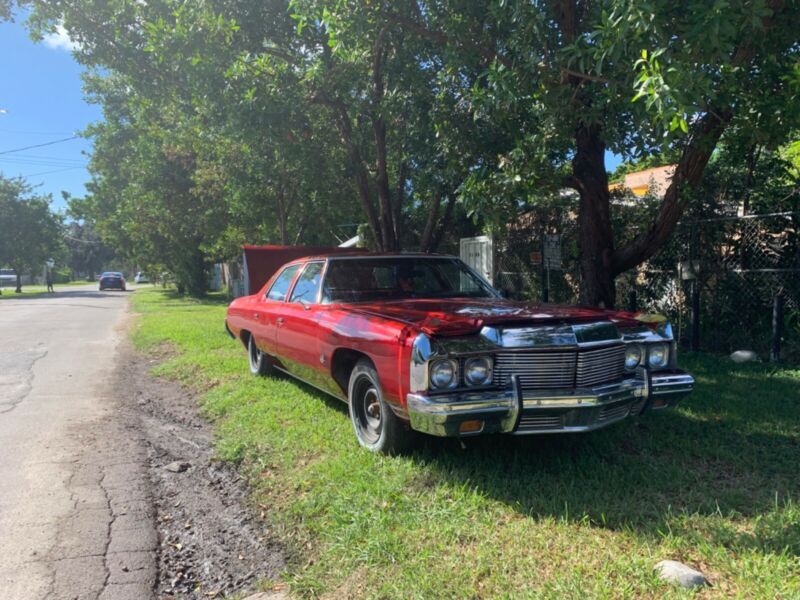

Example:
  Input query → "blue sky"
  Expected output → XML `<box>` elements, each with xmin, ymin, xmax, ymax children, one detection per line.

<box><xmin>0</xmin><ymin>15</ymin><xmax>100</xmax><ymax>212</ymax></box>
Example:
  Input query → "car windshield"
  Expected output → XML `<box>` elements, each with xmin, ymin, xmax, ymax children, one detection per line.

<box><xmin>102</xmin><ymin>272</ymin><xmax>122</xmax><ymax>277</ymax></box>
<box><xmin>321</xmin><ymin>257</ymin><xmax>497</xmax><ymax>303</ymax></box>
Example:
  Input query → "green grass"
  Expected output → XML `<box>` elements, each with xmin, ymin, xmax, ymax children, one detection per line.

<box><xmin>0</xmin><ymin>281</ymin><xmax>100</xmax><ymax>299</ymax></box>
<box><xmin>131</xmin><ymin>288</ymin><xmax>800</xmax><ymax>599</ymax></box>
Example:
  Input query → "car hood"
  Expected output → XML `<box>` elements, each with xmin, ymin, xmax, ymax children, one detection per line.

<box><xmin>342</xmin><ymin>298</ymin><xmax>642</xmax><ymax>336</ymax></box>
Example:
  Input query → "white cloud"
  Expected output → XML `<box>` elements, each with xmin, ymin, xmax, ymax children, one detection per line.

<box><xmin>43</xmin><ymin>25</ymin><xmax>79</xmax><ymax>52</ymax></box>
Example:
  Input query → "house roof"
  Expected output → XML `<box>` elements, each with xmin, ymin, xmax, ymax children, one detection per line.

<box><xmin>609</xmin><ymin>164</ymin><xmax>675</xmax><ymax>198</ymax></box>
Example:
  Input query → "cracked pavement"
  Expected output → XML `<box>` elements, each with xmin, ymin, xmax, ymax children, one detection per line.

<box><xmin>0</xmin><ymin>285</ymin><xmax>156</xmax><ymax>599</ymax></box>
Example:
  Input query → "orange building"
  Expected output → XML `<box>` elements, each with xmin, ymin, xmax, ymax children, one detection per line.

<box><xmin>609</xmin><ymin>164</ymin><xmax>675</xmax><ymax>198</ymax></box>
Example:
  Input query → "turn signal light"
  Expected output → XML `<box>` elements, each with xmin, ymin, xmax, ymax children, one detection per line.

<box><xmin>459</xmin><ymin>420</ymin><xmax>484</xmax><ymax>434</ymax></box>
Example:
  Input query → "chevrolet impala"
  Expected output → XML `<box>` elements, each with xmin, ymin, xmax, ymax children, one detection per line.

<box><xmin>225</xmin><ymin>253</ymin><xmax>694</xmax><ymax>453</ymax></box>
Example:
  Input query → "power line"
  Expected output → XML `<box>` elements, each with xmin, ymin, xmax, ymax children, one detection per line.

<box><xmin>0</xmin><ymin>157</ymin><xmax>87</xmax><ymax>167</ymax></box>
<box><xmin>0</xmin><ymin>136</ymin><xmax>80</xmax><ymax>155</ymax></box>
<box><xmin>64</xmin><ymin>234</ymin><xmax>102</xmax><ymax>245</ymax></box>
<box><xmin>0</xmin><ymin>128</ymin><xmax>76</xmax><ymax>136</ymax></box>
<box><xmin>18</xmin><ymin>166</ymin><xmax>84</xmax><ymax>177</ymax></box>
<box><xmin>6</xmin><ymin>153</ymin><xmax>86</xmax><ymax>162</ymax></box>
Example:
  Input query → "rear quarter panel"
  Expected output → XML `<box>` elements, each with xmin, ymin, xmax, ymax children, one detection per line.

<box><xmin>225</xmin><ymin>294</ymin><xmax>259</xmax><ymax>341</ymax></box>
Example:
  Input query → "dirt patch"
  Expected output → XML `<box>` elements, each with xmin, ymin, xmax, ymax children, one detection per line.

<box><xmin>115</xmin><ymin>343</ymin><xmax>285</xmax><ymax>598</ymax></box>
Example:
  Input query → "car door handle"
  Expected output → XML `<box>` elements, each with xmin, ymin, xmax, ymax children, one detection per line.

<box><xmin>254</xmin><ymin>313</ymin><xmax>260</xmax><ymax>319</ymax></box>
<box><xmin>276</xmin><ymin>317</ymin><xmax>284</xmax><ymax>326</ymax></box>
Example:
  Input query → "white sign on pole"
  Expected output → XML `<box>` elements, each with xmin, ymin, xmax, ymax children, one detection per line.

<box><xmin>543</xmin><ymin>235</ymin><xmax>562</xmax><ymax>270</ymax></box>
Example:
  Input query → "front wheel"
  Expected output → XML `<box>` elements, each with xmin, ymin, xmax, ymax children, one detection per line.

<box><xmin>348</xmin><ymin>359</ymin><xmax>413</xmax><ymax>454</ymax></box>
<box><xmin>247</xmin><ymin>334</ymin><xmax>272</xmax><ymax>376</ymax></box>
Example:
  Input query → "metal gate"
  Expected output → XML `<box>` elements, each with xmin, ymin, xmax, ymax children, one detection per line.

<box><xmin>460</xmin><ymin>235</ymin><xmax>494</xmax><ymax>284</ymax></box>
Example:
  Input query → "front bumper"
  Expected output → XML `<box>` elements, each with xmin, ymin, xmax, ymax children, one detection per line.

<box><xmin>406</xmin><ymin>368</ymin><xmax>694</xmax><ymax>437</ymax></box>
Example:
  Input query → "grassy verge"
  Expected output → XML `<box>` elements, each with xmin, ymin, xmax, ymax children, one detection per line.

<box><xmin>0</xmin><ymin>281</ymin><xmax>100</xmax><ymax>299</ymax></box>
<box><xmin>131</xmin><ymin>288</ymin><xmax>800</xmax><ymax>599</ymax></box>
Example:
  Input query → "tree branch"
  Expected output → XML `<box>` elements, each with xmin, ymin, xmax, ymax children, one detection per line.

<box><xmin>610</xmin><ymin>0</ymin><xmax>785</xmax><ymax>276</ymax></box>
<box><xmin>310</xmin><ymin>91</ymin><xmax>384</xmax><ymax>249</ymax></box>
<box><xmin>371</xmin><ymin>26</ymin><xmax>398</xmax><ymax>250</ymax></box>
<box><xmin>383</xmin><ymin>11</ymin><xmax>512</xmax><ymax>69</ymax></box>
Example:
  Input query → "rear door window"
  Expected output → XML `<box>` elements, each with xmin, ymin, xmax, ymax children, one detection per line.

<box><xmin>266</xmin><ymin>264</ymin><xmax>301</xmax><ymax>301</ymax></box>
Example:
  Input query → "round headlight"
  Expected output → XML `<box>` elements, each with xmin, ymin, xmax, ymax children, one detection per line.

<box><xmin>464</xmin><ymin>357</ymin><xmax>493</xmax><ymax>386</ymax></box>
<box><xmin>430</xmin><ymin>359</ymin><xmax>458</xmax><ymax>389</ymax></box>
<box><xmin>625</xmin><ymin>344</ymin><xmax>643</xmax><ymax>370</ymax></box>
<box><xmin>647</xmin><ymin>343</ymin><xmax>669</xmax><ymax>368</ymax></box>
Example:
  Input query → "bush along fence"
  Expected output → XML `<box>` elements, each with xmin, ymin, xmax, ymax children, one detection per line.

<box><xmin>493</xmin><ymin>210</ymin><xmax>800</xmax><ymax>363</ymax></box>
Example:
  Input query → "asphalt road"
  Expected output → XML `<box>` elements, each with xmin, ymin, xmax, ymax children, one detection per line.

<box><xmin>0</xmin><ymin>284</ymin><xmax>157</xmax><ymax>599</ymax></box>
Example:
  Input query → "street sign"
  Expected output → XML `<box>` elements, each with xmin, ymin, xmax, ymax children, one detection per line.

<box><xmin>530</xmin><ymin>251</ymin><xmax>542</xmax><ymax>265</ymax></box>
<box><xmin>543</xmin><ymin>235</ymin><xmax>562</xmax><ymax>270</ymax></box>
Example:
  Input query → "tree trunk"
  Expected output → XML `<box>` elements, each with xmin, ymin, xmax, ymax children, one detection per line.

<box><xmin>313</xmin><ymin>94</ymin><xmax>385</xmax><ymax>249</ymax></box>
<box><xmin>419</xmin><ymin>195</ymin><xmax>441</xmax><ymax>252</ymax></box>
<box><xmin>15</xmin><ymin>272</ymin><xmax>22</xmax><ymax>293</ymax></box>
<box><xmin>276</xmin><ymin>183</ymin><xmax>288</xmax><ymax>245</ymax></box>
<box><xmin>371</xmin><ymin>27</ymin><xmax>399</xmax><ymax>251</ymax></box>
<box><xmin>611</xmin><ymin>110</ymin><xmax>731</xmax><ymax>276</ymax></box>
<box><xmin>570</xmin><ymin>123</ymin><xmax>616</xmax><ymax>308</ymax></box>
<box><xmin>428</xmin><ymin>194</ymin><xmax>457</xmax><ymax>253</ymax></box>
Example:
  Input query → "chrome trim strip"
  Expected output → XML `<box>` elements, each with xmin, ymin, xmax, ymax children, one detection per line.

<box><xmin>410</xmin><ymin>333</ymin><xmax>433</xmax><ymax>392</ymax></box>
<box><xmin>479</xmin><ymin>320</ymin><xmax>623</xmax><ymax>349</ymax></box>
<box><xmin>272</xmin><ymin>364</ymin><xmax>347</xmax><ymax>402</ymax></box>
<box><xmin>650</xmin><ymin>372</ymin><xmax>694</xmax><ymax>395</ymax></box>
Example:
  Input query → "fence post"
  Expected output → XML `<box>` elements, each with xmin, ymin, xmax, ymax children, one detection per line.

<box><xmin>540</xmin><ymin>232</ymin><xmax>549</xmax><ymax>303</ymax></box>
<box><xmin>627</xmin><ymin>289</ymin><xmax>637</xmax><ymax>312</ymax></box>
<box><xmin>690</xmin><ymin>280</ymin><xmax>701</xmax><ymax>352</ymax></box>
<box><xmin>771</xmin><ymin>292</ymin><xmax>785</xmax><ymax>363</ymax></box>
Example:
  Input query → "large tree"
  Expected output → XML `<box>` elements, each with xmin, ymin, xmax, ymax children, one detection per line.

<box><xmin>26</xmin><ymin>0</ymin><xmax>800</xmax><ymax>305</ymax></box>
<box><xmin>0</xmin><ymin>176</ymin><xmax>63</xmax><ymax>293</ymax></box>
<box><xmin>380</xmin><ymin>0</ymin><xmax>800</xmax><ymax>305</ymax></box>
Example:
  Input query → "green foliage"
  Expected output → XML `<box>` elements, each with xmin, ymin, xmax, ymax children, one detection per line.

<box><xmin>23</xmin><ymin>0</ymin><xmax>800</xmax><ymax>303</ymax></box>
<box><xmin>0</xmin><ymin>175</ymin><xmax>63</xmax><ymax>292</ymax></box>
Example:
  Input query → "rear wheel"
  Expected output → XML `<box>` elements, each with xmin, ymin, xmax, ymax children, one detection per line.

<box><xmin>348</xmin><ymin>359</ymin><xmax>413</xmax><ymax>454</ymax></box>
<box><xmin>247</xmin><ymin>334</ymin><xmax>272</xmax><ymax>376</ymax></box>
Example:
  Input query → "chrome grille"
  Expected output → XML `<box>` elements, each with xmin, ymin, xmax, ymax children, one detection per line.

<box><xmin>598</xmin><ymin>402</ymin><xmax>631</xmax><ymax>423</ymax></box>
<box><xmin>494</xmin><ymin>352</ymin><xmax>576</xmax><ymax>390</ymax></box>
<box><xmin>576</xmin><ymin>345</ymin><xmax>626</xmax><ymax>388</ymax></box>
<box><xmin>493</xmin><ymin>344</ymin><xmax>625</xmax><ymax>391</ymax></box>
<box><xmin>518</xmin><ymin>413</ymin><xmax>565</xmax><ymax>430</ymax></box>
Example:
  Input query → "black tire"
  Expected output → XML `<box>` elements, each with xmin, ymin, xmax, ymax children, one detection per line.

<box><xmin>348</xmin><ymin>359</ymin><xmax>413</xmax><ymax>454</ymax></box>
<box><xmin>247</xmin><ymin>334</ymin><xmax>272</xmax><ymax>376</ymax></box>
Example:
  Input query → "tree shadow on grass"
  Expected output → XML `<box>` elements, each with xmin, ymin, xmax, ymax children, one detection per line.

<box><xmin>280</xmin><ymin>354</ymin><xmax>800</xmax><ymax>554</ymax></box>
<box><xmin>402</xmin><ymin>357</ymin><xmax>800</xmax><ymax>552</ymax></box>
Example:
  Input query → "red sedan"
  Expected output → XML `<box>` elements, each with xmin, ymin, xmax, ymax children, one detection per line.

<box><xmin>225</xmin><ymin>253</ymin><xmax>693</xmax><ymax>453</ymax></box>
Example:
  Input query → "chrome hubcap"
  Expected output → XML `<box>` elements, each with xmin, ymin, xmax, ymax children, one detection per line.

<box><xmin>354</xmin><ymin>380</ymin><xmax>382</xmax><ymax>444</ymax></box>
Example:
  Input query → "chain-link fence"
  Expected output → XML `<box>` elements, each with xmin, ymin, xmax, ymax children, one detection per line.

<box><xmin>491</xmin><ymin>211</ymin><xmax>800</xmax><ymax>362</ymax></box>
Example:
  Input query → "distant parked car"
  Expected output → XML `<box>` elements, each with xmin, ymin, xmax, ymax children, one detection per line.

<box><xmin>134</xmin><ymin>272</ymin><xmax>149</xmax><ymax>284</ymax></box>
<box><xmin>0</xmin><ymin>268</ymin><xmax>16</xmax><ymax>288</ymax></box>
<box><xmin>99</xmin><ymin>272</ymin><xmax>126</xmax><ymax>291</ymax></box>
